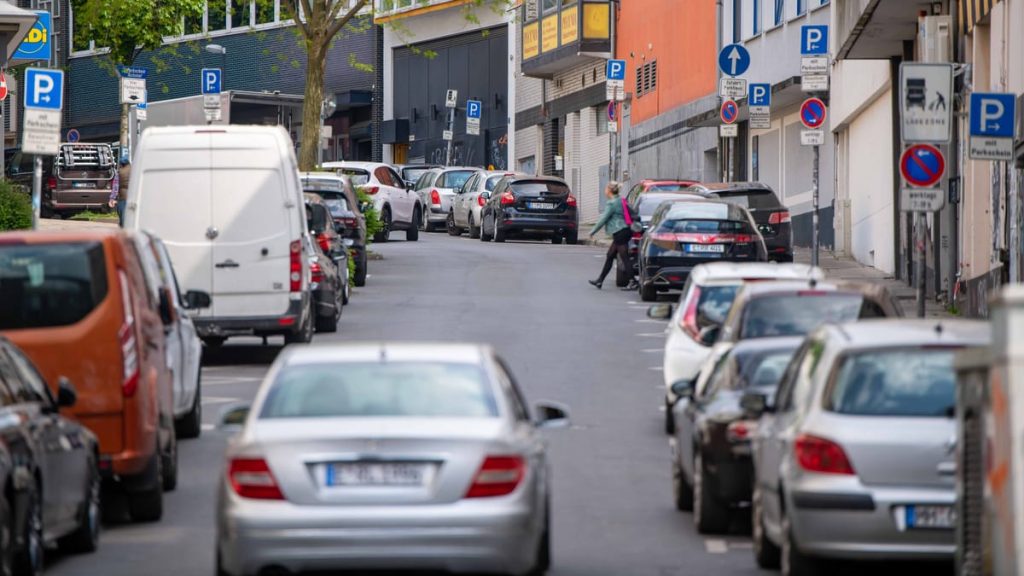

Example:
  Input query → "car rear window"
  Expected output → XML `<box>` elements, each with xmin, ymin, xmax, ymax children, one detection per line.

<box><xmin>657</xmin><ymin>219</ymin><xmax>751</xmax><ymax>233</ymax></box>
<box><xmin>647</xmin><ymin>184</ymin><xmax>693</xmax><ymax>192</ymax></box>
<box><xmin>826</xmin><ymin>348</ymin><xmax>958</xmax><ymax>417</ymax></box>
<box><xmin>0</xmin><ymin>242</ymin><xmax>108</xmax><ymax>330</ymax></box>
<box><xmin>511</xmin><ymin>181</ymin><xmax>569</xmax><ymax>195</ymax></box>
<box><xmin>713</xmin><ymin>190</ymin><xmax>780</xmax><ymax>210</ymax></box>
<box><xmin>740</xmin><ymin>293</ymin><xmax>881</xmax><ymax>339</ymax></box>
<box><xmin>638</xmin><ymin>195</ymin><xmax>688</xmax><ymax>217</ymax></box>
<box><xmin>439</xmin><ymin>170</ymin><xmax>476</xmax><ymax>189</ymax></box>
<box><xmin>740</xmin><ymin>349</ymin><xmax>799</xmax><ymax>389</ymax></box>
<box><xmin>485</xmin><ymin>175</ymin><xmax>505</xmax><ymax>191</ymax></box>
<box><xmin>338</xmin><ymin>169</ymin><xmax>370</xmax><ymax>186</ymax></box>
<box><xmin>260</xmin><ymin>362</ymin><xmax>499</xmax><ymax>419</ymax></box>
<box><xmin>318</xmin><ymin>195</ymin><xmax>349</xmax><ymax>217</ymax></box>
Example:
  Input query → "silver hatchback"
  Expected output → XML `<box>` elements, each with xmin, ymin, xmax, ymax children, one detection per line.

<box><xmin>215</xmin><ymin>342</ymin><xmax>569</xmax><ymax>576</ymax></box>
<box><xmin>744</xmin><ymin>319</ymin><xmax>989</xmax><ymax>575</ymax></box>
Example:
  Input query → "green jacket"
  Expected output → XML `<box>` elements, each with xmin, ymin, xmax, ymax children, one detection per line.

<box><xmin>589</xmin><ymin>195</ymin><xmax>629</xmax><ymax>237</ymax></box>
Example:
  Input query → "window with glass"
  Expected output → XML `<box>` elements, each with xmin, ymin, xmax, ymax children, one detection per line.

<box><xmin>826</xmin><ymin>348</ymin><xmax>960</xmax><ymax>417</ymax></box>
<box><xmin>740</xmin><ymin>293</ymin><xmax>880</xmax><ymax>340</ymax></box>
<box><xmin>796</xmin><ymin>0</ymin><xmax>806</xmax><ymax>15</ymax></box>
<box><xmin>543</xmin><ymin>0</ymin><xmax>557</xmax><ymax>13</ymax></box>
<box><xmin>230</xmin><ymin>0</ymin><xmax>251</xmax><ymax>28</ymax></box>
<box><xmin>256</xmin><ymin>0</ymin><xmax>276</xmax><ymax>24</ymax></box>
<box><xmin>207</xmin><ymin>0</ymin><xmax>227</xmax><ymax>31</ymax></box>
<box><xmin>753</xmin><ymin>0</ymin><xmax>761</xmax><ymax>34</ymax></box>
<box><xmin>774</xmin><ymin>0</ymin><xmax>784</xmax><ymax>26</ymax></box>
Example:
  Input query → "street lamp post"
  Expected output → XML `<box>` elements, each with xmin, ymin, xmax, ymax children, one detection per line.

<box><xmin>319</xmin><ymin>97</ymin><xmax>336</xmax><ymax>167</ymax></box>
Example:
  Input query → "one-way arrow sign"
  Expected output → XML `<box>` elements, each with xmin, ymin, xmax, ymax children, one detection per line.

<box><xmin>718</xmin><ymin>44</ymin><xmax>750</xmax><ymax>77</ymax></box>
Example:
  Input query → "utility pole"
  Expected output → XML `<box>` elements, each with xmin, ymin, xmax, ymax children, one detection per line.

<box><xmin>811</xmin><ymin>144</ymin><xmax>820</xmax><ymax>266</ymax></box>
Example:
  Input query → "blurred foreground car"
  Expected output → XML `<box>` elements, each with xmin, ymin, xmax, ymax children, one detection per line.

<box><xmin>216</xmin><ymin>343</ymin><xmax>570</xmax><ymax>576</ymax></box>
<box><xmin>745</xmin><ymin>320</ymin><xmax>988</xmax><ymax>575</ymax></box>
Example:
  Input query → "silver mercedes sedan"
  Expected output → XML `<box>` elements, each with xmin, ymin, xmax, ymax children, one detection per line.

<box><xmin>215</xmin><ymin>342</ymin><xmax>569</xmax><ymax>576</ymax></box>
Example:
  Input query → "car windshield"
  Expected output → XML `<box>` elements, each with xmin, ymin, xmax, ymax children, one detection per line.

<box><xmin>0</xmin><ymin>242</ymin><xmax>109</xmax><ymax>330</ymax></box>
<box><xmin>738</xmin><ymin>349</ymin><xmax>798</xmax><ymax>390</ymax></box>
<box><xmin>713</xmin><ymin>189</ymin><xmax>779</xmax><ymax>210</ymax></box>
<box><xmin>827</xmin><ymin>348</ymin><xmax>958</xmax><ymax>417</ymax></box>
<box><xmin>740</xmin><ymin>293</ymin><xmax>880</xmax><ymax>339</ymax></box>
<box><xmin>485</xmin><ymin>175</ymin><xmax>505</xmax><ymax>191</ymax></box>
<box><xmin>260</xmin><ymin>362</ymin><xmax>499</xmax><ymax>419</ymax></box>
<box><xmin>402</xmin><ymin>167</ymin><xmax>432</xmax><ymax>182</ymax></box>
<box><xmin>338</xmin><ymin>169</ymin><xmax>370</xmax><ymax>186</ymax></box>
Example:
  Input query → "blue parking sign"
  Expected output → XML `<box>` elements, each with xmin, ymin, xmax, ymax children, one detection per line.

<box><xmin>606</xmin><ymin>59</ymin><xmax>626</xmax><ymax>81</ymax></box>
<box><xmin>970</xmin><ymin>93</ymin><xmax>1016</xmax><ymax>138</ymax></box>
<box><xmin>466</xmin><ymin>100</ymin><xmax>482</xmax><ymax>119</ymax></box>
<box><xmin>800</xmin><ymin>25</ymin><xmax>828</xmax><ymax>55</ymax></box>
<box><xmin>201</xmin><ymin>68</ymin><xmax>222</xmax><ymax>95</ymax></box>
<box><xmin>24</xmin><ymin>68</ymin><xmax>63</xmax><ymax>110</ymax></box>
<box><xmin>749</xmin><ymin>83</ymin><xmax>771</xmax><ymax>107</ymax></box>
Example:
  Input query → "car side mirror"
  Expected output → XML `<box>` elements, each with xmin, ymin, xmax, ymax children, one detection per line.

<box><xmin>183</xmin><ymin>290</ymin><xmax>212</xmax><ymax>310</ymax></box>
<box><xmin>218</xmin><ymin>403</ymin><xmax>251</xmax><ymax>432</ymax></box>
<box><xmin>56</xmin><ymin>377</ymin><xmax>77</xmax><ymax>408</ymax></box>
<box><xmin>481</xmin><ymin>191</ymin><xmax>491</xmax><ymax>199</ymax></box>
<box><xmin>670</xmin><ymin>379</ymin><xmax>695</xmax><ymax>402</ymax></box>
<box><xmin>698</xmin><ymin>325</ymin><xmax>720</xmax><ymax>346</ymax></box>
<box><xmin>740</xmin><ymin>391</ymin><xmax>773</xmax><ymax>417</ymax></box>
<box><xmin>647</xmin><ymin>303</ymin><xmax>673</xmax><ymax>321</ymax></box>
<box><xmin>534</xmin><ymin>401</ymin><xmax>571</xmax><ymax>429</ymax></box>
<box><xmin>158</xmin><ymin>289</ymin><xmax>177</xmax><ymax>326</ymax></box>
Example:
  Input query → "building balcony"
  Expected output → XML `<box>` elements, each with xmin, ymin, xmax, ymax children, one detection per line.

<box><xmin>834</xmin><ymin>0</ymin><xmax>921</xmax><ymax>60</ymax></box>
<box><xmin>520</xmin><ymin>0</ymin><xmax>612</xmax><ymax>78</ymax></box>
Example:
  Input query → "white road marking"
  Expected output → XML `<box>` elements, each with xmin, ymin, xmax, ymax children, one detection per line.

<box><xmin>649</xmin><ymin>367</ymin><xmax>663</xmax><ymax>371</ymax></box>
<box><xmin>729</xmin><ymin>542</ymin><xmax>754</xmax><ymax>550</ymax></box>
<box><xmin>636</xmin><ymin>332</ymin><xmax>665</xmax><ymax>337</ymax></box>
<box><xmin>201</xmin><ymin>424</ymin><xmax>216</xmax><ymax>431</ymax></box>
<box><xmin>658</xmin><ymin>405</ymin><xmax>666</xmax><ymax>413</ymax></box>
<box><xmin>201</xmin><ymin>396</ymin><xmax>241</xmax><ymax>405</ymax></box>
<box><xmin>635</xmin><ymin>319</ymin><xmax>664</xmax><ymax>324</ymax></box>
<box><xmin>704</xmin><ymin>539</ymin><xmax>729</xmax><ymax>554</ymax></box>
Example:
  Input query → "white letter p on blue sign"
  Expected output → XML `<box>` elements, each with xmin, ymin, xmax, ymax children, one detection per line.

<box><xmin>202</xmin><ymin>68</ymin><xmax>221</xmax><ymax>95</ymax></box>
<box><xmin>606</xmin><ymin>59</ymin><xmax>626</xmax><ymax>81</ymax></box>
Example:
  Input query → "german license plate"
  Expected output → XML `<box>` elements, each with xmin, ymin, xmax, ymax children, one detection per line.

<box><xmin>528</xmin><ymin>202</ymin><xmax>555</xmax><ymax>210</ymax></box>
<box><xmin>685</xmin><ymin>244</ymin><xmax>725</xmax><ymax>253</ymax></box>
<box><xmin>906</xmin><ymin>505</ymin><xmax>955</xmax><ymax>529</ymax></box>
<box><xmin>326</xmin><ymin>462</ymin><xmax>427</xmax><ymax>487</ymax></box>
<box><xmin>72</xmin><ymin>182</ymin><xmax>96</xmax><ymax>189</ymax></box>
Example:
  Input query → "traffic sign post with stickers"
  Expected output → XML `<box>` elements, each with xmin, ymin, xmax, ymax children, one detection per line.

<box><xmin>717</xmin><ymin>44</ymin><xmax>750</xmax><ymax>181</ymax></box>
<box><xmin>796</xmin><ymin>25</ymin><xmax>831</xmax><ymax>267</ymax></box>
<box><xmin>899</xmin><ymin>143</ymin><xmax>947</xmax><ymax>317</ymax></box>
<box><xmin>23</xmin><ymin>67</ymin><xmax>63</xmax><ymax>229</ymax></box>
<box><xmin>466</xmin><ymin>99</ymin><xmax>482</xmax><ymax>136</ymax></box>
<box><xmin>606</xmin><ymin>59</ymin><xmax>626</xmax><ymax>179</ymax></box>
<box><xmin>201</xmin><ymin>68</ymin><xmax>222</xmax><ymax>123</ymax></box>
<box><xmin>444</xmin><ymin>89</ymin><xmax>457</xmax><ymax>166</ymax></box>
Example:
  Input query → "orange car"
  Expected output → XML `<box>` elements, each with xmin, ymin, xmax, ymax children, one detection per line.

<box><xmin>0</xmin><ymin>229</ymin><xmax>178</xmax><ymax>522</ymax></box>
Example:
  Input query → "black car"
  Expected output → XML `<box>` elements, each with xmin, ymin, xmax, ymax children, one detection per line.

<box><xmin>670</xmin><ymin>337</ymin><xmax>802</xmax><ymax>533</ymax></box>
<box><xmin>301</xmin><ymin>174</ymin><xmax>368</xmax><ymax>287</ymax></box>
<box><xmin>305</xmin><ymin>202</ymin><xmax>346</xmax><ymax>333</ymax></box>
<box><xmin>0</xmin><ymin>337</ymin><xmax>102</xmax><ymax>567</ymax></box>
<box><xmin>396</xmin><ymin>163</ymin><xmax>442</xmax><ymax>189</ymax></box>
<box><xmin>480</xmin><ymin>175</ymin><xmax>579</xmax><ymax>244</ymax></box>
<box><xmin>686</xmin><ymin>182</ymin><xmax>793</xmax><ymax>262</ymax></box>
<box><xmin>638</xmin><ymin>200</ymin><xmax>767</xmax><ymax>301</ymax></box>
<box><xmin>623</xmin><ymin>191</ymin><xmax>709</xmax><ymax>287</ymax></box>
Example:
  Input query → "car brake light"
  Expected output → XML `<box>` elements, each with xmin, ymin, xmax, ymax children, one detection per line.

<box><xmin>310</xmin><ymin>260</ymin><xmax>324</xmax><ymax>284</ymax></box>
<box><xmin>727</xmin><ymin>420</ymin><xmax>757</xmax><ymax>443</ymax></box>
<box><xmin>46</xmin><ymin>176</ymin><xmax>56</xmax><ymax>191</ymax></box>
<box><xmin>721</xmin><ymin>234</ymin><xmax>754</xmax><ymax>244</ymax></box>
<box><xmin>431</xmin><ymin>189</ymin><xmax>441</xmax><ymax>205</ymax></box>
<box><xmin>363</xmin><ymin>186</ymin><xmax>379</xmax><ymax>195</ymax></box>
<box><xmin>117</xmin><ymin>270</ymin><xmax>140</xmax><ymax>397</ymax></box>
<box><xmin>316</xmin><ymin>233</ymin><xmax>330</xmax><ymax>253</ymax></box>
<box><xmin>477</xmin><ymin>195</ymin><xmax>487</xmax><ymax>207</ymax></box>
<box><xmin>465</xmin><ymin>455</ymin><xmax>526</xmax><ymax>498</ymax></box>
<box><xmin>289</xmin><ymin>240</ymin><xmax>302</xmax><ymax>292</ymax></box>
<box><xmin>567</xmin><ymin>194</ymin><xmax>577</xmax><ymax>207</ymax></box>
<box><xmin>649</xmin><ymin>232</ymin><xmax>678</xmax><ymax>242</ymax></box>
<box><xmin>500</xmin><ymin>192</ymin><xmax>515</xmax><ymax>206</ymax></box>
<box><xmin>228</xmin><ymin>458</ymin><xmax>285</xmax><ymax>500</ymax></box>
<box><xmin>768</xmin><ymin>210</ymin><xmax>791</xmax><ymax>224</ymax></box>
<box><xmin>679</xmin><ymin>286</ymin><xmax>701</xmax><ymax>340</ymax></box>
<box><xmin>794</xmin><ymin>434</ymin><xmax>855</xmax><ymax>475</ymax></box>
<box><xmin>632</xmin><ymin>231</ymin><xmax>644</xmax><ymax>240</ymax></box>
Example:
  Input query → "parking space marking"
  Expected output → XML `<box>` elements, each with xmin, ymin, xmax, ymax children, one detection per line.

<box><xmin>202</xmin><ymin>396</ymin><xmax>242</xmax><ymax>405</ymax></box>
<box><xmin>704</xmin><ymin>539</ymin><xmax>729</xmax><ymax>554</ymax></box>
<box><xmin>649</xmin><ymin>366</ymin><xmax>662</xmax><ymax>371</ymax></box>
<box><xmin>635</xmin><ymin>332</ymin><xmax>664</xmax><ymax>337</ymax></box>
<box><xmin>641</xmin><ymin>348</ymin><xmax>662</xmax><ymax>353</ymax></box>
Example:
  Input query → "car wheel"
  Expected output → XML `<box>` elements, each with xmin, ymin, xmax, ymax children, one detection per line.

<box><xmin>129</xmin><ymin>453</ymin><xmax>164</xmax><ymax>523</ymax></box>
<box><xmin>781</xmin><ymin>506</ymin><xmax>817</xmax><ymax>576</ymax></box>
<box><xmin>406</xmin><ymin>207</ymin><xmax>420</xmax><ymax>241</ymax></box>
<box><xmin>640</xmin><ymin>282</ymin><xmax>657</xmax><ymax>302</ymax></box>
<box><xmin>13</xmin><ymin>483</ymin><xmax>43</xmax><ymax>576</ymax></box>
<box><xmin>341</xmin><ymin>275</ymin><xmax>350</xmax><ymax>305</ymax></box>
<box><xmin>175</xmin><ymin>369</ymin><xmax>202</xmax><ymax>440</ymax></box>
<box><xmin>694</xmin><ymin>449</ymin><xmax>729</xmax><ymax>534</ymax></box>
<box><xmin>315</xmin><ymin>307</ymin><xmax>338</xmax><ymax>333</ymax></box>
<box><xmin>753</xmin><ymin>480</ymin><xmax>781</xmax><ymax>569</ymax></box>
<box><xmin>374</xmin><ymin>207</ymin><xmax>392</xmax><ymax>242</ymax></box>
<box><xmin>419</xmin><ymin>206</ymin><xmax>429</xmax><ymax>231</ymax></box>
<box><xmin>284</xmin><ymin>308</ymin><xmax>314</xmax><ymax>344</ymax></box>
<box><xmin>664</xmin><ymin>399</ymin><xmax>675</xmax><ymax>435</ymax></box>
<box><xmin>480</xmin><ymin>215</ymin><xmax>493</xmax><ymax>242</ymax></box>
<box><xmin>615</xmin><ymin>259</ymin><xmax>630</xmax><ymax>288</ymax></box>
<box><xmin>526</xmin><ymin>507</ymin><xmax>551</xmax><ymax>576</ymax></box>
<box><xmin>58</xmin><ymin>456</ymin><xmax>101</xmax><ymax>554</ymax></box>
<box><xmin>447</xmin><ymin>212</ymin><xmax>462</xmax><ymax>236</ymax></box>
<box><xmin>162</xmin><ymin>428</ymin><xmax>178</xmax><ymax>492</ymax></box>
<box><xmin>672</xmin><ymin>452</ymin><xmax>694</xmax><ymax>512</ymax></box>
<box><xmin>551</xmin><ymin>233</ymin><xmax>563</xmax><ymax>244</ymax></box>
<box><xmin>354</xmin><ymin>252</ymin><xmax>367</xmax><ymax>287</ymax></box>
<box><xmin>494</xmin><ymin>220</ymin><xmax>507</xmax><ymax>243</ymax></box>
<box><xmin>565</xmin><ymin>231</ymin><xmax>578</xmax><ymax>245</ymax></box>
<box><xmin>469</xmin><ymin>215</ymin><xmax>480</xmax><ymax>239</ymax></box>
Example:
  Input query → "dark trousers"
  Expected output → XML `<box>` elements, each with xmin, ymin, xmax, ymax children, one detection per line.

<box><xmin>597</xmin><ymin>229</ymin><xmax>633</xmax><ymax>284</ymax></box>
<box><xmin>116</xmin><ymin>200</ymin><xmax>126</xmax><ymax>227</ymax></box>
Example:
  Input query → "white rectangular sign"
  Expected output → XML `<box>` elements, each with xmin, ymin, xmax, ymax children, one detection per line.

<box><xmin>800</xmin><ymin>56</ymin><xmax>829</xmax><ymax>75</ymax></box>
<box><xmin>900</xmin><ymin>188</ymin><xmax>946</xmax><ymax>212</ymax></box>
<box><xmin>120</xmin><ymin>77</ymin><xmax>146</xmax><ymax>105</ymax></box>
<box><xmin>900</xmin><ymin>63</ymin><xmax>953</xmax><ymax>143</ymax></box>
<box><xmin>801</xmin><ymin>75</ymin><xmax>829</xmax><ymax>92</ymax></box>
<box><xmin>801</xmin><ymin>129</ymin><xmax>824</xmax><ymax>146</ymax></box>
<box><xmin>969</xmin><ymin>136</ymin><xmax>1014</xmax><ymax>161</ymax></box>
<box><xmin>749</xmin><ymin>105</ymin><xmax>771</xmax><ymax>129</ymax></box>
<box><xmin>467</xmin><ymin>117</ymin><xmax>481</xmax><ymax>136</ymax></box>
<box><xmin>22</xmin><ymin>108</ymin><xmax>61</xmax><ymax>155</ymax></box>
<box><xmin>720</xmin><ymin>124</ymin><xmax>738</xmax><ymax>138</ymax></box>
<box><xmin>442</xmin><ymin>129</ymin><xmax>453</xmax><ymax>141</ymax></box>
<box><xmin>136</xmin><ymin>108</ymin><xmax>147</xmax><ymax>121</ymax></box>
<box><xmin>606</xmin><ymin>79</ymin><xmax>624</xmax><ymax>101</ymax></box>
<box><xmin>719</xmin><ymin>77</ymin><xmax>747</xmax><ymax>99</ymax></box>
<box><xmin>204</xmin><ymin>108</ymin><xmax>222</xmax><ymax>122</ymax></box>
<box><xmin>445</xmin><ymin>89</ymin><xmax>458</xmax><ymax>108</ymax></box>
<box><xmin>607</xmin><ymin>120</ymin><xmax>618</xmax><ymax>133</ymax></box>
<box><xmin>204</xmin><ymin>94</ymin><xmax>221</xmax><ymax>109</ymax></box>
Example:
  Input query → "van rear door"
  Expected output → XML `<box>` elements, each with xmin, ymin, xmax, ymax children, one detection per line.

<box><xmin>210</xmin><ymin>134</ymin><xmax>294</xmax><ymax>319</ymax></box>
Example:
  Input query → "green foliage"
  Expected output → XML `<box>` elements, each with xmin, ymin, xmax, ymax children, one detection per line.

<box><xmin>346</xmin><ymin>246</ymin><xmax>357</xmax><ymax>287</ymax></box>
<box><xmin>356</xmin><ymin>187</ymin><xmax>383</xmax><ymax>242</ymax></box>
<box><xmin>0</xmin><ymin>183</ymin><xmax>32</xmax><ymax>231</ymax></box>
<box><xmin>71</xmin><ymin>0</ymin><xmax>206</xmax><ymax>67</ymax></box>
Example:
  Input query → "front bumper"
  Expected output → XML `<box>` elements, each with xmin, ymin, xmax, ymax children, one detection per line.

<box><xmin>218</xmin><ymin>490</ymin><xmax>540</xmax><ymax>576</ymax></box>
<box><xmin>195</xmin><ymin>297</ymin><xmax>308</xmax><ymax>337</ymax></box>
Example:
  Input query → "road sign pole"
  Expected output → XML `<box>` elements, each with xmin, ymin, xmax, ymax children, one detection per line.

<box><xmin>812</xmin><ymin>144</ymin><xmax>819</xmax><ymax>267</ymax></box>
<box><xmin>916</xmin><ymin>211</ymin><xmax>926</xmax><ymax>317</ymax></box>
<box><xmin>445</xmin><ymin>107</ymin><xmax>455</xmax><ymax>167</ymax></box>
<box><xmin>31</xmin><ymin>155</ymin><xmax>41</xmax><ymax>230</ymax></box>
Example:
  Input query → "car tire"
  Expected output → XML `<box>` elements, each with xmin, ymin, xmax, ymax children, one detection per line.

<box><xmin>480</xmin><ymin>215</ymin><xmax>493</xmax><ymax>242</ymax></box>
<box><xmin>469</xmin><ymin>215</ymin><xmax>481</xmax><ymax>239</ymax></box>
<box><xmin>753</xmin><ymin>481</ymin><xmax>781</xmax><ymax>569</ymax></box>
<box><xmin>494</xmin><ymin>221</ymin><xmax>507</xmax><ymax>243</ymax></box>
<box><xmin>781</xmin><ymin>506</ymin><xmax>817</xmax><ymax>576</ymax></box>
<box><xmin>551</xmin><ymin>233</ymin><xmax>563</xmax><ymax>244</ymax></box>
<box><xmin>694</xmin><ymin>450</ymin><xmax>729</xmax><ymax>534</ymax></box>
<box><xmin>406</xmin><ymin>207</ymin><xmax>420</xmax><ymax>241</ymax></box>
<box><xmin>672</xmin><ymin>453</ymin><xmax>694</xmax><ymax>512</ymax></box>
<box><xmin>565</xmin><ymin>231</ymin><xmax>578</xmax><ymax>245</ymax></box>
<box><xmin>374</xmin><ymin>207</ymin><xmax>391</xmax><ymax>243</ymax></box>
<box><xmin>129</xmin><ymin>454</ymin><xmax>163</xmax><ymax>523</ymax></box>
<box><xmin>315</xmin><ymin>300</ymin><xmax>339</xmax><ymax>333</ymax></box>
<box><xmin>615</xmin><ymin>259</ymin><xmax>630</xmax><ymax>288</ymax></box>
<box><xmin>640</xmin><ymin>282</ymin><xmax>657</xmax><ymax>302</ymax></box>
<box><xmin>341</xmin><ymin>275</ymin><xmax>350</xmax><ymax>305</ymax></box>
<box><xmin>526</xmin><ymin>507</ymin><xmax>551</xmax><ymax>576</ymax></box>
<box><xmin>176</xmin><ymin>369</ymin><xmax>202</xmax><ymax>440</ymax></box>
<box><xmin>664</xmin><ymin>399</ymin><xmax>675</xmax><ymax>435</ymax></box>
<box><xmin>58</xmin><ymin>456</ymin><xmax>101</xmax><ymax>554</ymax></box>
<box><xmin>162</xmin><ymin>428</ymin><xmax>178</xmax><ymax>492</ymax></box>
<box><xmin>354</xmin><ymin>252</ymin><xmax>367</xmax><ymax>287</ymax></box>
<box><xmin>284</xmin><ymin>309</ymin><xmax>314</xmax><ymax>344</ymax></box>
<box><xmin>13</xmin><ymin>482</ymin><xmax>43</xmax><ymax>576</ymax></box>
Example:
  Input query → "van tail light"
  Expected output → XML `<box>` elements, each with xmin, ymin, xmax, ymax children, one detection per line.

<box><xmin>363</xmin><ymin>186</ymin><xmax>379</xmax><ymax>195</ymax></box>
<box><xmin>228</xmin><ymin>458</ymin><xmax>285</xmax><ymax>500</ymax></box>
<box><xmin>316</xmin><ymin>233</ymin><xmax>330</xmax><ymax>253</ymax></box>
<box><xmin>289</xmin><ymin>240</ymin><xmax>302</xmax><ymax>292</ymax></box>
<box><xmin>46</xmin><ymin>176</ymin><xmax>57</xmax><ymax>191</ymax></box>
<box><xmin>117</xmin><ymin>270</ymin><xmax>141</xmax><ymax>398</ymax></box>
<box><xmin>794</xmin><ymin>434</ymin><xmax>855</xmax><ymax>475</ymax></box>
<box><xmin>465</xmin><ymin>455</ymin><xmax>526</xmax><ymax>498</ymax></box>
<box><xmin>500</xmin><ymin>192</ymin><xmax>516</xmax><ymax>206</ymax></box>
<box><xmin>477</xmin><ymin>195</ymin><xmax>487</xmax><ymax>207</ymax></box>
<box><xmin>727</xmin><ymin>420</ymin><xmax>758</xmax><ymax>443</ymax></box>
<box><xmin>309</xmin><ymin>260</ymin><xmax>324</xmax><ymax>284</ymax></box>
<box><xmin>430</xmin><ymin>189</ymin><xmax>441</xmax><ymax>205</ymax></box>
<box><xmin>768</xmin><ymin>210</ymin><xmax>791</xmax><ymax>225</ymax></box>
<box><xmin>679</xmin><ymin>286</ymin><xmax>701</xmax><ymax>340</ymax></box>
<box><xmin>566</xmin><ymin>194</ymin><xmax>578</xmax><ymax>207</ymax></box>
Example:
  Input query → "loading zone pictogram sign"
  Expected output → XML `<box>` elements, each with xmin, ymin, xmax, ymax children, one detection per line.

<box><xmin>900</xmin><ymin>63</ymin><xmax>953</xmax><ymax>143</ymax></box>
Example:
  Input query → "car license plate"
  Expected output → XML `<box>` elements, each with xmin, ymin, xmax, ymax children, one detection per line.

<box><xmin>326</xmin><ymin>462</ymin><xmax>427</xmax><ymax>487</ymax></box>
<box><xmin>72</xmin><ymin>182</ymin><xmax>96</xmax><ymax>189</ymax></box>
<box><xmin>528</xmin><ymin>202</ymin><xmax>555</xmax><ymax>210</ymax></box>
<box><xmin>685</xmin><ymin>244</ymin><xmax>725</xmax><ymax>253</ymax></box>
<box><xmin>906</xmin><ymin>505</ymin><xmax>955</xmax><ymax>529</ymax></box>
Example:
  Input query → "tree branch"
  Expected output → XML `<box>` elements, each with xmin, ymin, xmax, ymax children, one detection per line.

<box><xmin>280</xmin><ymin>0</ymin><xmax>313</xmax><ymax>39</ymax></box>
<box><xmin>327</xmin><ymin>0</ymin><xmax>368</xmax><ymax>40</ymax></box>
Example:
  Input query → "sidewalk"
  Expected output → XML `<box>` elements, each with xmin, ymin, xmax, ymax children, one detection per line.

<box><xmin>37</xmin><ymin>217</ymin><xmax>117</xmax><ymax>232</ymax></box>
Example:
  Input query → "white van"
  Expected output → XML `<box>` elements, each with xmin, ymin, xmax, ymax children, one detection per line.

<box><xmin>125</xmin><ymin>125</ymin><xmax>314</xmax><ymax>346</ymax></box>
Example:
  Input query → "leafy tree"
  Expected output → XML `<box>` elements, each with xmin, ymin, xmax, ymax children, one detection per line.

<box><xmin>71</xmin><ymin>0</ymin><xmax>206</xmax><ymax>151</ymax></box>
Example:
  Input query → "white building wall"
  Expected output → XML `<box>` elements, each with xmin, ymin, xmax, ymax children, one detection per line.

<box><xmin>844</xmin><ymin>91</ymin><xmax>895</xmax><ymax>273</ymax></box>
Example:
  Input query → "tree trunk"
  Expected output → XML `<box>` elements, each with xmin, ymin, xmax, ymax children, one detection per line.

<box><xmin>119</xmin><ymin>102</ymin><xmax>129</xmax><ymax>158</ymax></box>
<box><xmin>299</xmin><ymin>42</ymin><xmax>327</xmax><ymax>171</ymax></box>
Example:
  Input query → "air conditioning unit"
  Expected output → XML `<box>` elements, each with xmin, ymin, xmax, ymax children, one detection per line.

<box><xmin>919</xmin><ymin>15</ymin><xmax>952</xmax><ymax>63</ymax></box>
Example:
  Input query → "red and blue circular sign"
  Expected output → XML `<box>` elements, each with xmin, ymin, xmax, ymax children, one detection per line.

<box><xmin>720</xmin><ymin>100</ymin><xmax>739</xmax><ymax>125</ymax></box>
<box><xmin>900</xmin><ymin>144</ymin><xmax>945</xmax><ymax>188</ymax></box>
<box><xmin>800</xmin><ymin>97</ymin><xmax>827</xmax><ymax>129</ymax></box>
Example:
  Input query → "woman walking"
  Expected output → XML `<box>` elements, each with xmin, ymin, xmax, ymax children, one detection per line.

<box><xmin>588</xmin><ymin>181</ymin><xmax>639</xmax><ymax>290</ymax></box>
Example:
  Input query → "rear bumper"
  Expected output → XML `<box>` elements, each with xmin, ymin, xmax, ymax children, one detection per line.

<box><xmin>195</xmin><ymin>297</ymin><xmax>308</xmax><ymax>337</ymax></box>
<box><xmin>498</xmin><ymin>210</ymin><xmax>578</xmax><ymax>233</ymax></box>
<box><xmin>641</xmin><ymin>264</ymin><xmax>693</xmax><ymax>289</ymax></box>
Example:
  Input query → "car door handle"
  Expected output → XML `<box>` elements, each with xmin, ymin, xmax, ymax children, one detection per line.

<box><xmin>937</xmin><ymin>462</ymin><xmax>956</xmax><ymax>476</ymax></box>
<box><xmin>215</xmin><ymin>260</ymin><xmax>240</xmax><ymax>269</ymax></box>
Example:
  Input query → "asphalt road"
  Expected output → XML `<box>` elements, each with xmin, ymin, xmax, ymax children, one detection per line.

<box><xmin>44</xmin><ymin>232</ymin><xmax>949</xmax><ymax>576</ymax></box>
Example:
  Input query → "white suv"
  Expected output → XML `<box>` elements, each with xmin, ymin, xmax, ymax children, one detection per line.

<box><xmin>322</xmin><ymin>161</ymin><xmax>419</xmax><ymax>242</ymax></box>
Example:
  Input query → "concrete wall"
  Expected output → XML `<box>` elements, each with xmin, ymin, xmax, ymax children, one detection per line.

<box><xmin>625</xmin><ymin>94</ymin><xmax>719</xmax><ymax>184</ymax></box>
